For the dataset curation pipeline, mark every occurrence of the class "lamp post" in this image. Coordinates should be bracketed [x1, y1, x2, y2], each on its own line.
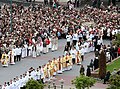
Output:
[10, 0, 12, 32]
[47, 78, 64, 89]
[59, 79, 64, 89]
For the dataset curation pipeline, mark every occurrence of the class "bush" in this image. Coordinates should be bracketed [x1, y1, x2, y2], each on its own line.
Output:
[112, 34, 120, 46]
[72, 75, 96, 89]
[107, 74, 120, 89]
[26, 78, 44, 89]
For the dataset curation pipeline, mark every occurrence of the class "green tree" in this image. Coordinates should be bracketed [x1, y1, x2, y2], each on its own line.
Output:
[112, 34, 120, 47]
[72, 75, 96, 89]
[99, 50, 106, 79]
[26, 78, 44, 89]
[107, 74, 120, 89]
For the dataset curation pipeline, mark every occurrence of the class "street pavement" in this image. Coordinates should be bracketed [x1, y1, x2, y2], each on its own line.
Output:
[0, 0, 113, 88]
[0, 39, 65, 85]
[0, 39, 110, 89]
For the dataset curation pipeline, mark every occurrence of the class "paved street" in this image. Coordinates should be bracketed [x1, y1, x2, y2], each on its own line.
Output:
[0, 39, 65, 85]
[0, 39, 110, 89]
[0, 0, 113, 88]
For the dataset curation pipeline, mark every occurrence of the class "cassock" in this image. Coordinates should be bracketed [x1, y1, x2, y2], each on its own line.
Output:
[43, 41, 47, 54]
[32, 45, 37, 58]
[57, 57, 63, 74]
[86, 66, 91, 77]
[94, 57, 99, 70]
[28, 45, 32, 56]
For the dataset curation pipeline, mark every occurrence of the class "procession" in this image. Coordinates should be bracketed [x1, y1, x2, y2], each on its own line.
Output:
[0, 0, 120, 88]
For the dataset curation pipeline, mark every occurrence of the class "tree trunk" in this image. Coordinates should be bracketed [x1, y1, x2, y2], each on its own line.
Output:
[99, 50, 106, 79]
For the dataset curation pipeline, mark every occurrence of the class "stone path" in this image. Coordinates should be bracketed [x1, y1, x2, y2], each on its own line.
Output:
[0, 0, 112, 88]
[0, 39, 110, 89]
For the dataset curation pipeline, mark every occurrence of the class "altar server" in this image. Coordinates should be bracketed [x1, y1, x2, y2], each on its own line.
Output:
[8, 49, 15, 65]
[70, 47, 77, 64]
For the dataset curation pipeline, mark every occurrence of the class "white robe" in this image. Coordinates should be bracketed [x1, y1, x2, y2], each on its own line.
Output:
[9, 83, 14, 89]
[76, 42, 80, 51]
[18, 78, 23, 89]
[31, 71, 37, 80]
[21, 77, 26, 87]
[36, 44, 41, 56]
[51, 38, 55, 51]
[15, 80, 20, 89]
[54, 38, 58, 51]
[2, 85, 6, 89]
[8, 51, 15, 65]
[21, 47, 26, 58]
[84, 42, 89, 53]
[24, 44, 28, 57]
[70, 49, 77, 59]
[12, 81, 17, 89]
[32, 46, 37, 58]
[40, 68, 45, 79]
[36, 71, 40, 80]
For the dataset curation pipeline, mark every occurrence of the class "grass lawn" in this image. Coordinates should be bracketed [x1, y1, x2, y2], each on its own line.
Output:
[107, 58, 120, 72]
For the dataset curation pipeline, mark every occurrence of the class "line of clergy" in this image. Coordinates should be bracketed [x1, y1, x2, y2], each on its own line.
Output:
[1, 52, 82, 89]
[0, 35, 58, 67]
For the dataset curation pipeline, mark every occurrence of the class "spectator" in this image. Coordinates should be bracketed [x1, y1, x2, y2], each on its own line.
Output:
[86, 65, 91, 77]
[103, 71, 111, 84]
[80, 65, 85, 75]
[93, 57, 99, 70]
[89, 59, 94, 71]
[117, 45, 120, 56]
[111, 68, 117, 75]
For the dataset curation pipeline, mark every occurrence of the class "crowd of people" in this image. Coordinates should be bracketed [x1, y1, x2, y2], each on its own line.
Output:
[0, 0, 120, 88]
